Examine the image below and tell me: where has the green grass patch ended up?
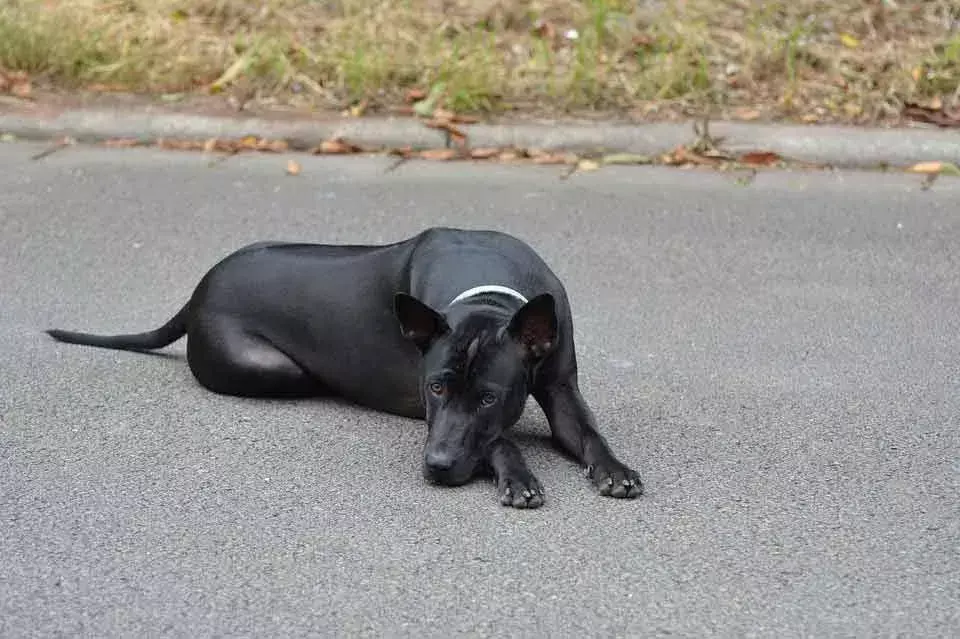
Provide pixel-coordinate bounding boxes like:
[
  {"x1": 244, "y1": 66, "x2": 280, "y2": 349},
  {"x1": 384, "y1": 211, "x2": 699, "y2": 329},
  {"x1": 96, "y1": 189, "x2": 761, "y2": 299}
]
[{"x1": 0, "y1": 0, "x2": 956, "y2": 122}]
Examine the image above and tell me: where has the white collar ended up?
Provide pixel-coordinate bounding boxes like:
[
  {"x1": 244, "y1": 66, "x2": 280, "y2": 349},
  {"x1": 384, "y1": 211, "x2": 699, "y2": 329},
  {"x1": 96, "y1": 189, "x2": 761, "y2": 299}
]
[{"x1": 449, "y1": 285, "x2": 528, "y2": 306}]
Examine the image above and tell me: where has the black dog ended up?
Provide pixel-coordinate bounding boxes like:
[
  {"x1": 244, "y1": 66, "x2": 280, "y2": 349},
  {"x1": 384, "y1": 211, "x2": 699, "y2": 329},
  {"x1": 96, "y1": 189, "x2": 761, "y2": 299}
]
[{"x1": 47, "y1": 227, "x2": 642, "y2": 508}]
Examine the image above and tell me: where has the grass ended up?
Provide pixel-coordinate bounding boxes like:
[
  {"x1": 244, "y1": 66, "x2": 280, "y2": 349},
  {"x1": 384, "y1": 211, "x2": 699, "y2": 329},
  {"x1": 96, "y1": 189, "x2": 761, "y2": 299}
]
[{"x1": 0, "y1": 0, "x2": 957, "y2": 123}]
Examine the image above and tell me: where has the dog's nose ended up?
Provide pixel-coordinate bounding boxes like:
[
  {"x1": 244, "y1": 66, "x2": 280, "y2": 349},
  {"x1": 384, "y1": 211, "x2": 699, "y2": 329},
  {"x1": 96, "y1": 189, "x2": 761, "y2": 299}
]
[{"x1": 424, "y1": 450, "x2": 455, "y2": 474}]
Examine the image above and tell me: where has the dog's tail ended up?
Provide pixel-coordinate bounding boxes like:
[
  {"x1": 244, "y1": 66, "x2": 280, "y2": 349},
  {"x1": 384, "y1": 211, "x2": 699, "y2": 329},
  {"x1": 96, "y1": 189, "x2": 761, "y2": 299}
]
[{"x1": 46, "y1": 302, "x2": 189, "y2": 352}]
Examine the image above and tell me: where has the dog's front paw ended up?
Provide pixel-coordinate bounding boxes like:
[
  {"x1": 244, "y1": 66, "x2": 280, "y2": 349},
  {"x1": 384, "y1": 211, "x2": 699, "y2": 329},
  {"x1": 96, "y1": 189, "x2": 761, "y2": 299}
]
[
  {"x1": 498, "y1": 471, "x2": 545, "y2": 509},
  {"x1": 586, "y1": 460, "x2": 643, "y2": 499}
]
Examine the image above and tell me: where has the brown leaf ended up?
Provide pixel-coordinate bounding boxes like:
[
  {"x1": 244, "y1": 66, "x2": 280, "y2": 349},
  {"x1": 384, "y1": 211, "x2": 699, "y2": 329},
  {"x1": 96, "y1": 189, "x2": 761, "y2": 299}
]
[
  {"x1": 313, "y1": 138, "x2": 362, "y2": 154},
  {"x1": 449, "y1": 113, "x2": 479, "y2": 124},
  {"x1": 418, "y1": 148, "x2": 459, "y2": 161},
  {"x1": 425, "y1": 118, "x2": 468, "y2": 147},
  {"x1": 157, "y1": 138, "x2": 204, "y2": 151},
  {"x1": 733, "y1": 108, "x2": 762, "y2": 121},
  {"x1": 632, "y1": 33, "x2": 655, "y2": 51},
  {"x1": 405, "y1": 88, "x2": 427, "y2": 103},
  {"x1": 203, "y1": 138, "x2": 219, "y2": 153},
  {"x1": 389, "y1": 146, "x2": 415, "y2": 158},
  {"x1": 256, "y1": 139, "x2": 289, "y2": 153},
  {"x1": 902, "y1": 102, "x2": 960, "y2": 128},
  {"x1": 528, "y1": 149, "x2": 575, "y2": 165},
  {"x1": 285, "y1": 159, "x2": 301, "y2": 176},
  {"x1": 532, "y1": 152, "x2": 573, "y2": 165},
  {"x1": 738, "y1": 151, "x2": 783, "y2": 166},
  {"x1": 0, "y1": 69, "x2": 31, "y2": 97},
  {"x1": 11, "y1": 80, "x2": 31, "y2": 99},
  {"x1": 469, "y1": 147, "x2": 501, "y2": 160},
  {"x1": 662, "y1": 145, "x2": 722, "y2": 167},
  {"x1": 103, "y1": 138, "x2": 142, "y2": 148},
  {"x1": 533, "y1": 19, "x2": 556, "y2": 40}
]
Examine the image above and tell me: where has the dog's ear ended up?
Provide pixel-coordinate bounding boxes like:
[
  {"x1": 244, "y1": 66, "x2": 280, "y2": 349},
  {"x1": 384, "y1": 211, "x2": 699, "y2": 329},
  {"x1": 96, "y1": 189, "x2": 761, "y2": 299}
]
[
  {"x1": 507, "y1": 293, "x2": 557, "y2": 359},
  {"x1": 394, "y1": 293, "x2": 450, "y2": 350}
]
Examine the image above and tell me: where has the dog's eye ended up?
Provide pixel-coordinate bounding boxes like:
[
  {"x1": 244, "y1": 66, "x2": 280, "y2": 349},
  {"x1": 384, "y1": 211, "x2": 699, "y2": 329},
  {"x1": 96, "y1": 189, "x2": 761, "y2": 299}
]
[
  {"x1": 480, "y1": 392, "x2": 498, "y2": 407},
  {"x1": 428, "y1": 381, "x2": 445, "y2": 396}
]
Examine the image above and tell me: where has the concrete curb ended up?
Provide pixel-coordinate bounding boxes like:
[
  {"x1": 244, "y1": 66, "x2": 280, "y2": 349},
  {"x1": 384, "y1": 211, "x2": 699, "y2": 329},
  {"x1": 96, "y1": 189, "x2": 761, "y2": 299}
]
[{"x1": 1, "y1": 107, "x2": 959, "y2": 168}]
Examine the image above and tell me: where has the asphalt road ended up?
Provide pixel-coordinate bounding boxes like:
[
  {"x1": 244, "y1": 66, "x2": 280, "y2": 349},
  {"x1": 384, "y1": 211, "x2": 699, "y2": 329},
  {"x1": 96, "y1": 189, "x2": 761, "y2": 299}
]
[{"x1": 1, "y1": 142, "x2": 958, "y2": 637}]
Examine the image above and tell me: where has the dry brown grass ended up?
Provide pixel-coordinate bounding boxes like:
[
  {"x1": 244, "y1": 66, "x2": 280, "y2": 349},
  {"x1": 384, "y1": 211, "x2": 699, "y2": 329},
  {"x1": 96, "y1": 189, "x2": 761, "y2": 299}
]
[{"x1": 0, "y1": 0, "x2": 957, "y2": 123}]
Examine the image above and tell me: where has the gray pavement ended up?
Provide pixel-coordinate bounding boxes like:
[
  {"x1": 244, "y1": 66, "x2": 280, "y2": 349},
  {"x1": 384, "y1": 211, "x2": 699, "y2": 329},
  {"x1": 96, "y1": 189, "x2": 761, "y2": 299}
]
[{"x1": 1, "y1": 143, "x2": 958, "y2": 637}]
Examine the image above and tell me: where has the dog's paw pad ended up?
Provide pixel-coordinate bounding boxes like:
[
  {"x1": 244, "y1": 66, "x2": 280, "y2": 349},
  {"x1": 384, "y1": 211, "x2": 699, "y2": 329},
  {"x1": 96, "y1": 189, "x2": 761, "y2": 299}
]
[
  {"x1": 499, "y1": 477, "x2": 545, "y2": 509},
  {"x1": 588, "y1": 462, "x2": 643, "y2": 499}
]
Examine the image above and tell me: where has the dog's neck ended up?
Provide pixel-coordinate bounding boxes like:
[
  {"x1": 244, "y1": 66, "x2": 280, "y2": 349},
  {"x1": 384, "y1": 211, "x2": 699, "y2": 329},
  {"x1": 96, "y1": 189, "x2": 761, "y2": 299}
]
[{"x1": 448, "y1": 285, "x2": 528, "y2": 308}]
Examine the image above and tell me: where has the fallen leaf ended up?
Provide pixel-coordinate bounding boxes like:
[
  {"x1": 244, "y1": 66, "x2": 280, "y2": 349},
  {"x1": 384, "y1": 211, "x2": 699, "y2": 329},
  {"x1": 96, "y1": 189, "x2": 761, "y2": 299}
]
[
  {"x1": 203, "y1": 138, "x2": 219, "y2": 153},
  {"x1": 840, "y1": 32, "x2": 860, "y2": 48},
  {"x1": 413, "y1": 82, "x2": 446, "y2": 118},
  {"x1": 0, "y1": 69, "x2": 25, "y2": 92},
  {"x1": 103, "y1": 138, "x2": 142, "y2": 148},
  {"x1": 256, "y1": 139, "x2": 289, "y2": 153},
  {"x1": 662, "y1": 145, "x2": 721, "y2": 166},
  {"x1": 432, "y1": 108, "x2": 455, "y2": 122},
  {"x1": 733, "y1": 108, "x2": 762, "y2": 121},
  {"x1": 469, "y1": 147, "x2": 501, "y2": 160},
  {"x1": 344, "y1": 100, "x2": 367, "y2": 117},
  {"x1": 908, "y1": 161, "x2": 960, "y2": 176},
  {"x1": 531, "y1": 152, "x2": 573, "y2": 165},
  {"x1": 85, "y1": 83, "x2": 126, "y2": 93},
  {"x1": 576, "y1": 158, "x2": 601, "y2": 172},
  {"x1": 902, "y1": 102, "x2": 960, "y2": 128},
  {"x1": 157, "y1": 138, "x2": 204, "y2": 151},
  {"x1": 738, "y1": 151, "x2": 783, "y2": 166},
  {"x1": 11, "y1": 80, "x2": 31, "y2": 99},
  {"x1": 450, "y1": 113, "x2": 479, "y2": 124},
  {"x1": 209, "y1": 55, "x2": 249, "y2": 93},
  {"x1": 632, "y1": 33, "x2": 655, "y2": 51},
  {"x1": 418, "y1": 148, "x2": 459, "y2": 161},
  {"x1": 389, "y1": 146, "x2": 415, "y2": 158},
  {"x1": 313, "y1": 138, "x2": 362, "y2": 154},
  {"x1": 602, "y1": 153, "x2": 653, "y2": 166},
  {"x1": 533, "y1": 19, "x2": 556, "y2": 40},
  {"x1": 286, "y1": 159, "x2": 301, "y2": 176},
  {"x1": 405, "y1": 88, "x2": 426, "y2": 103},
  {"x1": 238, "y1": 135, "x2": 260, "y2": 150},
  {"x1": 425, "y1": 118, "x2": 468, "y2": 147}
]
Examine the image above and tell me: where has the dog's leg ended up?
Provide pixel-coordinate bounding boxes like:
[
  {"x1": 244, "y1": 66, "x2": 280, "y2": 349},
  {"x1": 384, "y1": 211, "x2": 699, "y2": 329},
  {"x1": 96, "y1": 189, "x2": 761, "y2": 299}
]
[
  {"x1": 487, "y1": 437, "x2": 545, "y2": 509},
  {"x1": 187, "y1": 316, "x2": 322, "y2": 398},
  {"x1": 534, "y1": 376, "x2": 643, "y2": 498}
]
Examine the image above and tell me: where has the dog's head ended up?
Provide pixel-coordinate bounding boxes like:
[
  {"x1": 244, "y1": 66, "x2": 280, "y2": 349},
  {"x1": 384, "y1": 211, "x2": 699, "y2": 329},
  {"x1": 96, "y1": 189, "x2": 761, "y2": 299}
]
[{"x1": 394, "y1": 292, "x2": 557, "y2": 486}]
